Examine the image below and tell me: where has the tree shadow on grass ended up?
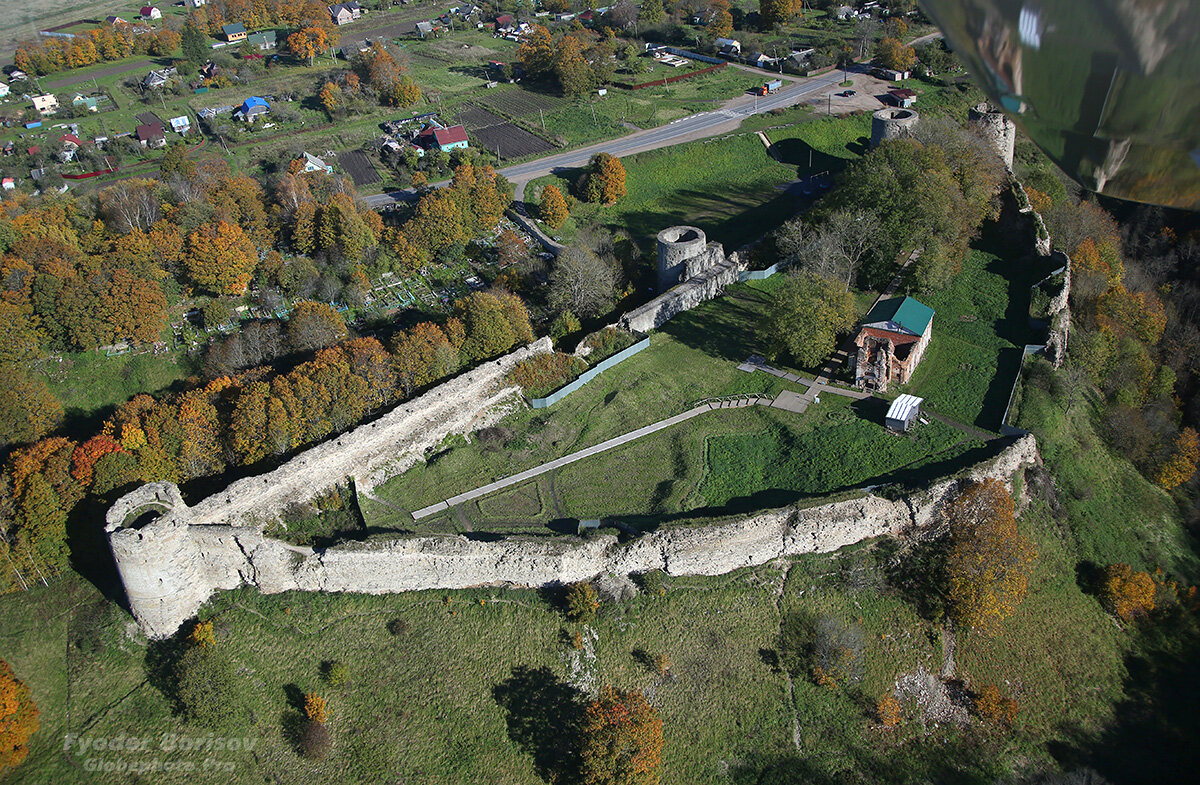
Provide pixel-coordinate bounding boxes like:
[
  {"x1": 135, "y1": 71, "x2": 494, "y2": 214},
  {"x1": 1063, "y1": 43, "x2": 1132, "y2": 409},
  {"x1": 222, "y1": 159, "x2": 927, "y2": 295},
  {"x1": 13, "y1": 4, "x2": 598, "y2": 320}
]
[{"x1": 493, "y1": 665, "x2": 584, "y2": 784}]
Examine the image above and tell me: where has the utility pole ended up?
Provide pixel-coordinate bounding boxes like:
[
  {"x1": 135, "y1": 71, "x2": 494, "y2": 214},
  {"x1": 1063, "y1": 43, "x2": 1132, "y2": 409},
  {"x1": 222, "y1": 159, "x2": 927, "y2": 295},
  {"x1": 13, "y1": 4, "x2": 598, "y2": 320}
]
[{"x1": 540, "y1": 107, "x2": 545, "y2": 129}]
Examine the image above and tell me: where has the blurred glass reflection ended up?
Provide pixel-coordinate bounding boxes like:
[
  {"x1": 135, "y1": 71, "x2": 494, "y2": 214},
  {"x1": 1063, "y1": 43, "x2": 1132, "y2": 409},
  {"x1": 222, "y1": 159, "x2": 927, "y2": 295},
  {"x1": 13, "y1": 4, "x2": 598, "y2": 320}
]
[{"x1": 918, "y1": 0, "x2": 1200, "y2": 209}]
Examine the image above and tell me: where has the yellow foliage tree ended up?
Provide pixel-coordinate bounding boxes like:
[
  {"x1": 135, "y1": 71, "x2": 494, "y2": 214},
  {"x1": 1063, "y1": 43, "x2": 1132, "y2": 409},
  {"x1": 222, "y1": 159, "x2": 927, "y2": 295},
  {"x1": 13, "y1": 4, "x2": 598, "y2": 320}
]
[
  {"x1": 580, "y1": 686, "x2": 663, "y2": 785},
  {"x1": 1101, "y1": 563, "x2": 1157, "y2": 620},
  {"x1": 185, "y1": 221, "x2": 257, "y2": 295},
  {"x1": 973, "y1": 683, "x2": 1018, "y2": 726},
  {"x1": 540, "y1": 184, "x2": 569, "y2": 229},
  {"x1": 875, "y1": 37, "x2": 917, "y2": 72},
  {"x1": 876, "y1": 694, "x2": 901, "y2": 727},
  {"x1": 0, "y1": 659, "x2": 39, "y2": 773},
  {"x1": 304, "y1": 693, "x2": 328, "y2": 724},
  {"x1": 1153, "y1": 428, "x2": 1200, "y2": 490},
  {"x1": 944, "y1": 479, "x2": 1037, "y2": 636}
]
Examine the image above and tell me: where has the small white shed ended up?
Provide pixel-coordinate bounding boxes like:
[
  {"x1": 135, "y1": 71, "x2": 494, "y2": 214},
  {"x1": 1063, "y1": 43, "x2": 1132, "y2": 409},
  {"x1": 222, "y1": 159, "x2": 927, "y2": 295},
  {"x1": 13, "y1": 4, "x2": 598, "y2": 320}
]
[{"x1": 886, "y1": 394, "x2": 924, "y2": 432}]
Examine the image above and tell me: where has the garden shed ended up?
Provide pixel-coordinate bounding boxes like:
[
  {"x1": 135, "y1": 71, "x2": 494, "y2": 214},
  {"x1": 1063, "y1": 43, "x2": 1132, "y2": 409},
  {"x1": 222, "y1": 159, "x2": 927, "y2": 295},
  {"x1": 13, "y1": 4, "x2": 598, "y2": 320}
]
[{"x1": 885, "y1": 394, "x2": 924, "y2": 432}]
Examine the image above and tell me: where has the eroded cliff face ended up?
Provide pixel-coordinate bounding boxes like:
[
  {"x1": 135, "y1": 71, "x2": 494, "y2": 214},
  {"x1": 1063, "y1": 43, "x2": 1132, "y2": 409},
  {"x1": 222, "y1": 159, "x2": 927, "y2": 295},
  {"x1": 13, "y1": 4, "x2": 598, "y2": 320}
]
[{"x1": 108, "y1": 430, "x2": 1040, "y2": 639}]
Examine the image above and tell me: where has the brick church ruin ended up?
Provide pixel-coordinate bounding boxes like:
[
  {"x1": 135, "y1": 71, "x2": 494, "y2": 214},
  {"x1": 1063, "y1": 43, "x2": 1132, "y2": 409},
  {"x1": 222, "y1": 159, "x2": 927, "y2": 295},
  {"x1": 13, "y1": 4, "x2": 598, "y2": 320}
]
[{"x1": 851, "y1": 296, "x2": 934, "y2": 392}]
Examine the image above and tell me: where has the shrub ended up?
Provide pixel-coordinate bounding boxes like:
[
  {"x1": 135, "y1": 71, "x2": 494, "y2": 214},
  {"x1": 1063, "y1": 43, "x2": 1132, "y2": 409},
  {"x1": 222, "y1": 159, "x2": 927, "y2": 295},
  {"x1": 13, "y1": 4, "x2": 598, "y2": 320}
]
[
  {"x1": 298, "y1": 721, "x2": 331, "y2": 759},
  {"x1": 322, "y1": 660, "x2": 348, "y2": 687},
  {"x1": 810, "y1": 615, "x2": 864, "y2": 689},
  {"x1": 304, "y1": 693, "x2": 328, "y2": 724},
  {"x1": 973, "y1": 683, "x2": 1018, "y2": 726},
  {"x1": 565, "y1": 581, "x2": 601, "y2": 623},
  {"x1": 1101, "y1": 563, "x2": 1156, "y2": 621},
  {"x1": 636, "y1": 569, "x2": 667, "y2": 597},
  {"x1": 509, "y1": 352, "x2": 587, "y2": 398},
  {"x1": 187, "y1": 619, "x2": 215, "y2": 648},
  {"x1": 580, "y1": 326, "x2": 636, "y2": 363},
  {"x1": 386, "y1": 618, "x2": 409, "y2": 636},
  {"x1": 876, "y1": 694, "x2": 902, "y2": 727},
  {"x1": 174, "y1": 646, "x2": 239, "y2": 726},
  {"x1": 652, "y1": 653, "x2": 672, "y2": 677},
  {"x1": 549, "y1": 310, "x2": 581, "y2": 340}
]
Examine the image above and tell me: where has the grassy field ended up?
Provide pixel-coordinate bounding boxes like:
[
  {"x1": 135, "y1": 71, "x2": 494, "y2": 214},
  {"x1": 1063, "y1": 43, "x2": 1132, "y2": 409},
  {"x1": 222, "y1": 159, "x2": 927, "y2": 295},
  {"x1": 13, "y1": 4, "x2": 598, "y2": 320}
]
[
  {"x1": 902, "y1": 233, "x2": 1052, "y2": 431},
  {"x1": 41, "y1": 344, "x2": 197, "y2": 425},
  {"x1": 369, "y1": 276, "x2": 1005, "y2": 534}
]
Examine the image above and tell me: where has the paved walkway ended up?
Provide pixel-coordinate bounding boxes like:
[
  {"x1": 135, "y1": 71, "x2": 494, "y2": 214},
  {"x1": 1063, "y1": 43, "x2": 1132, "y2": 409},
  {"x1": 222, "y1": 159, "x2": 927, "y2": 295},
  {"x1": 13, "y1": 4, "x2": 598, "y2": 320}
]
[{"x1": 411, "y1": 392, "x2": 797, "y2": 520}]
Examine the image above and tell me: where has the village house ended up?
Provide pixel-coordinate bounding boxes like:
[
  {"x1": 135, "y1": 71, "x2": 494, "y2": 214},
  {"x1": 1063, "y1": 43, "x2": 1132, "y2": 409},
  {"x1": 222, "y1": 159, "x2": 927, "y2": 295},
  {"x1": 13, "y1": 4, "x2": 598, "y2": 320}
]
[
  {"x1": 170, "y1": 115, "x2": 191, "y2": 134},
  {"x1": 852, "y1": 296, "x2": 935, "y2": 392},
  {"x1": 493, "y1": 13, "x2": 515, "y2": 32},
  {"x1": 188, "y1": 0, "x2": 207, "y2": 7},
  {"x1": 1, "y1": 177, "x2": 15, "y2": 190},
  {"x1": 329, "y1": 2, "x2": 363, "y2": 25},
  {"x1": 234, "y1": 96, "x2": 270, "y2": 122},
  {"x1": 888, "y1": 88, "x2": 917, "y2": 108},
  {"x1": 140, "y1": 6, "x2": 162, "y2": 21},
  {"x1": 31, "y1": 94, "x2": 58, "y2": 115},
  {"x1": 0, "y1": 83, "x2": 9, "y2": 98},
  {"x1": 135, "y1": 123, "x2": 167, "y2": 148},
  {"x1": 105, "y1": 16, "x2": 128, "y2": 26},
  {"x1": 246, "y1": 30, "x2": 277, "y2": 50},
  {"x1": 715, "y1": 37, "x2": 741, "y2": 56},
  {"x1": 143, "y1": 67, "x2": 175, "y2": 89},
  {"x1": 416, "y1": 123, "x2": 469, "y2": 152},
  {"x1": 222, "y1": 23, "x2": 248, "y2": 43},
  {"x1": 72, "y1": 93, "x2": 99, "y2": 111},
  {"x1": 302, "y1": 152, "x2": 333, "y2": 174}
]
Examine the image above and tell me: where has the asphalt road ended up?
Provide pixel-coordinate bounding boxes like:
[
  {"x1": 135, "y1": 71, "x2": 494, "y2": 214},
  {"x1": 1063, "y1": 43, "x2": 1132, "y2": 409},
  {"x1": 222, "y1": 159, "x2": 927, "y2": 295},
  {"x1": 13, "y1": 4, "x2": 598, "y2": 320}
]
[{"x1": 363, "y1": 63, "x2": 870, "y2": 208}]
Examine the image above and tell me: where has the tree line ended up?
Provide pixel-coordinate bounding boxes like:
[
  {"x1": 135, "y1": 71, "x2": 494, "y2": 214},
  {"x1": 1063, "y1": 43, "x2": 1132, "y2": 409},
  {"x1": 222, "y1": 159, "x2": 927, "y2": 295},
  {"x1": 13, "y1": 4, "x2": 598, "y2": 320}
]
[{"x1": 0, "y1": 289, "x2": 533, "y2": 593}]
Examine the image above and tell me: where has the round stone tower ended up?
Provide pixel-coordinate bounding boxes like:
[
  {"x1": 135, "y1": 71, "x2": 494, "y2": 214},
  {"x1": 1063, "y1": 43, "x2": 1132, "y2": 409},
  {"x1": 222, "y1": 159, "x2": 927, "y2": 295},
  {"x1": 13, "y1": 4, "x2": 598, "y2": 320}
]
[
  {"x1": 968, "y1": 102, "x2": 1015, "y2": 170},
  {"x1": 656, "y1": 226, "x2": 706, "y2": 292},
  {"x1": 870, "y1": 108, "x2": 920, "y2": 148}
]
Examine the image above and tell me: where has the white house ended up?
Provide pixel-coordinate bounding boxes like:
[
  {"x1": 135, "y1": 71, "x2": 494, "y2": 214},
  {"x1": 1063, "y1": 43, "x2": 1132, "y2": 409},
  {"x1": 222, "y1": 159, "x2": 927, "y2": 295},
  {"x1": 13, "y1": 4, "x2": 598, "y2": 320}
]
[
  {"x1": 31, "y1": 94, "x2": 58, "y2": 115},
  {"x1": 170, "y1": 115, "x2": 191, "y2": 134},
  {"x1": 0, "y1": 83, "x2": 9, "y2": 98},
  {"x1": 715, "y1": 37, "x2": 741, "y2": 55},
  {"x1": 302, "y1": 152, "x2": 333, "y2": 174},
  {"x1": 140, "y1": 6, "x2": 162, "y2": 21},
  {"x1": 188, "y1": 0, "x2": 207, "y2": 6}
]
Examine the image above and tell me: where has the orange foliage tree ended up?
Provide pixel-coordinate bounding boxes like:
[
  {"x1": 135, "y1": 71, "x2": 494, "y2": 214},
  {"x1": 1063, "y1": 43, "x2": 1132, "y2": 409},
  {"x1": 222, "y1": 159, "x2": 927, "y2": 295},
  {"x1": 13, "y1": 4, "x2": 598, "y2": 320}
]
[
  {"x1": 185, "y1": 221, "x2": 257, "y2": 295},
  {"x1": 581, "y1": 153, "x2": 627, "y2": 205},
  {"x1": 972, "y1": 683, "x2": 1018, "y2": 726},
  {"x1": 580, "y1": 686, "x2": 663, "y2": 785},
  {"x1": 1101, "y1": 563, "x2": 1157, "y2": 621},
  {"x1": 0, "y1": 659, "x2": 39, "y2": 773},
  {"x1": 944, "y1": 479, "x2": 1037, "y2": 635},
  {"x1": 1152, "y1": 427, "x2": 1200, "y2": 490},
  {"x1": 540, "y1": 184, "x2": 569, "y2": 229}
]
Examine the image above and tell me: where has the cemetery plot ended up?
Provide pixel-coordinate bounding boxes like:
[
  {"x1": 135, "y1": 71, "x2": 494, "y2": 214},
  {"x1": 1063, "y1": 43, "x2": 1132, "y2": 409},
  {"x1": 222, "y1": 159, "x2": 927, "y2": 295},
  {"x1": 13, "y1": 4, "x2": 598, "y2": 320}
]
[{"x1": 337, "y1": 149, "x2": 381, "y2": 186}]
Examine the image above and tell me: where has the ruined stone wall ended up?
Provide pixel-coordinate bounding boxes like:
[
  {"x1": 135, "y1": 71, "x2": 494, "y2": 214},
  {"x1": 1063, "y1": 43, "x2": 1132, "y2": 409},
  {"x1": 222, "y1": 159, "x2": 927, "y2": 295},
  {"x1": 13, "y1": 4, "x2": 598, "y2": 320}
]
[
  {"x1": 108, "y1": 434, "x2": 1040, "y2": 639},
  {"x1": 622, "y1": 248, "x2": 742, "y2": 334},
  {"x1": 969, "y1": 102, "x2": 1016, "y2": 170},
  {"x1": 1012, "y1": 180, "x2": 1071, "y2": 366}
]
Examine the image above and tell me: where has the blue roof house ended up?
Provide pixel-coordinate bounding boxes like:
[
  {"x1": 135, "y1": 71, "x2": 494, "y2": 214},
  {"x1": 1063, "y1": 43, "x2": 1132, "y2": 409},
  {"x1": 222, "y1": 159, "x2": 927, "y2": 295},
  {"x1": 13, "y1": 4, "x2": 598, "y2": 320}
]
[
  {"x1": 852, "y1": 296, "x2": 935, "y2": 392},
  {"x1": 234, "y1": 96, "x2": 270, "y2": 122}
]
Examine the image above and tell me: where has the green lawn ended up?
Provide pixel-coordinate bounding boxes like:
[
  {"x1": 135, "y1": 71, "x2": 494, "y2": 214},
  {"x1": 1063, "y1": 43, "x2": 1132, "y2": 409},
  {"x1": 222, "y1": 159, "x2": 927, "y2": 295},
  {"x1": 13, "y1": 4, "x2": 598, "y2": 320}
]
[
  {"x1": 42, "y1": 344, "x2": 197, "y2": 425},
  {"x1": 902, "y1": 234, "x2": 1050, "y2": 431}
]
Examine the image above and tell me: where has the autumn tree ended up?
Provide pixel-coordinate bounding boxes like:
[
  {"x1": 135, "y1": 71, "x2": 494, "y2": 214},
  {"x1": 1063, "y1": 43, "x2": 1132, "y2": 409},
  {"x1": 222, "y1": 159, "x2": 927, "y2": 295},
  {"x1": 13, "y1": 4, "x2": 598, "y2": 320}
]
[
  {"x1": 876, "y1": 694, "x2": 902, "y2": 727},
  {"x1": 391, "y1": 322, "x2": 457, "y2": 395},
  {"x1": 566, "y1": 580, "x2": 601, "y2": 623},
  {"x1": 759, "y1": 0, "x2": 799, "y2": 29},
  {"x1": 1101, "y1": 563, "x2": 1156, "y2": 621},
  {"x1": 185, "y1": 220, "x2": 257, "y2": 295},
  {"x1": 0, "y1": 370, "x2": 62, "y2": 449},
  {"x1": 518, "y1": 24, "x2": 555, "y2": 77},
  {"x1": 160, "y1": 142, "x2": 197, "y2": 180},
  {"x1": 539, "y1": 184, "x2": 570, "y2": 229},
  {"x1": 454, "y1": 291, "x2": 532, "y2": 363},
  {"x1": 304, "y1": 693, "x2": 328, "y2": 724},
  {"x1": 759, "y1": 271, "x2": 856, "y2": 367},
  {"x1": 1152, "y1": 428, "x2": 1200, "y2": 489},
  {"x1": 709, "y1": 9, "x2": 734, "y2": 38},
  {"x1": 0, "y1": 659, "x2": 39, "y2": 773},
  {"x1": 287, "y1": 27, "x2": 330, "y2": 66},
  {"x1": 802, "y1": 208, "x2": 883, "y2": 289},
  {"x1": 972, "y1": 683, "x2": 1018, "y2": 726},
  {"x1": 554, "y1": 34, "x2": 593, "y2": 96},
  {"x1": 944, "y1": 479, "x2": 1036, "y2": 635},
  {"x1": 318, "y1": 81, "x2": 344, "y2": 115},
  {"x1": 876, "y1": 37, "x2": 917, "y2": 72},
  {"x1": 287, "y1": 301, "x2": 348, "y2": 353},
  {"x1": 580, "y1": 686, "x2": 664, "y2": 785},
  {"x1": 581, "y1": 153, "x2": 627, "y2": 205}
]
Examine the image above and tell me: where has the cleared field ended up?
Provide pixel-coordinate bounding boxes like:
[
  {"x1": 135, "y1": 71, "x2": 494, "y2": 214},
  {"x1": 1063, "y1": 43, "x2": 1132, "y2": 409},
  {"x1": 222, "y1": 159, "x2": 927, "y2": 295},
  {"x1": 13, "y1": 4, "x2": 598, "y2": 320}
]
[
  {"x1": 466, "y1": 113, "x2": 556, "y2": 159},
  {"x1": 476, "y1": 86, "x2": 572, "y2": 119},
  {"x1": 337, "y1": 149, "x2": 381, "y2": 186}
]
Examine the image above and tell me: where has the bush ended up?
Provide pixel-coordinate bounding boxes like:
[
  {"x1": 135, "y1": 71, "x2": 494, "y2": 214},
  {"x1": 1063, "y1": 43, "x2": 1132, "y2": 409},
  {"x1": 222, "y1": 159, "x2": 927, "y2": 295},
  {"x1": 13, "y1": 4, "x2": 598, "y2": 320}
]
[
  {"x1": 549, "y1": 310, "x2": 581, "y2": 340},
  {"x1": 174, "y1": 646, "x2": 239, "y2": 726},
  {"x1": 304, "y1": 693, "x2": 328, "y2": 724},
  {"x1": 973, "y1": 683, "x2": 1018, "y2": 726},
  {"x1": 298, "y1": 720, "x2": 331, "y2": 759},
  {"x1": 635, "y1": 569, "x2": 667, "y2": 597},
  {"x1": 652, "y1": 653, "x2": 672, "y2": 677},
  {"x1": 1101, "y1": 563, "x2": 1156, "y2": 621},
  {"x1": 509, "y1": 352, "x2": 587, "y2": 398},
  {"x1": 876, "y1": 694, "x2": 902, "y2": 727},
  {"x1": 565, "y1": 581, "x2": 601, "y2": 623},
  {"x1": 580, "y1": 326, "x2": 636, "y2": 363},
  {"x1": 386, "y1": 618, "x2": 408, "y2": 636},
  {"x1": 321, "y1": 660, "x2": 348, "y2": 687}
]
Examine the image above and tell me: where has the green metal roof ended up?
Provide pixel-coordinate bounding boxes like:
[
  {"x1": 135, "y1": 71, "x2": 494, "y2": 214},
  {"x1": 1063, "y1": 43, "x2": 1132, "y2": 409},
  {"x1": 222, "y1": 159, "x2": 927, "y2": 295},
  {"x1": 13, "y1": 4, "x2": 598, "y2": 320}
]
[{"x1": 863, "y1": 296, "x2": 934, "y2": 336}]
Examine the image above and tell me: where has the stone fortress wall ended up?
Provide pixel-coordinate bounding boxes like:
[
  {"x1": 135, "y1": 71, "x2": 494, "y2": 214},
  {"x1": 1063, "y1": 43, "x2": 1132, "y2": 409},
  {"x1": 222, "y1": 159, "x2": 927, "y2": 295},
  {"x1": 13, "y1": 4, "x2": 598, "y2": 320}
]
[
  {"x1": 968, "y1": 102, "x2": 1017, "y2": 170},
  {"x1": 870, "y1": 108, "x2": 920, "y2": 147},
  {"x1": 109, "y1": 410, "x2": 1039, "y2": 640}
]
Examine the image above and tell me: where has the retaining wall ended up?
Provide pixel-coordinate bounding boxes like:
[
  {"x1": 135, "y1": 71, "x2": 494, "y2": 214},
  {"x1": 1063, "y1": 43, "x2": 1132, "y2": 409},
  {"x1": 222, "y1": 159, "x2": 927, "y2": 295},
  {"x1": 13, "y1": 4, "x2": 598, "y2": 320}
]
[{"x1": 108, "y1": 431, "x2": 1040, "y2": 639}]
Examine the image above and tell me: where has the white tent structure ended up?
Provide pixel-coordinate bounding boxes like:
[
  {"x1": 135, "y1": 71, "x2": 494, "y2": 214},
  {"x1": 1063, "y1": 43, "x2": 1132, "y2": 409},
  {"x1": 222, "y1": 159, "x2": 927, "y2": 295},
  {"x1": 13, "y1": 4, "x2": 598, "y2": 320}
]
[{"x1": 886, "y1": 394, "x2": 924, "y2": 432}]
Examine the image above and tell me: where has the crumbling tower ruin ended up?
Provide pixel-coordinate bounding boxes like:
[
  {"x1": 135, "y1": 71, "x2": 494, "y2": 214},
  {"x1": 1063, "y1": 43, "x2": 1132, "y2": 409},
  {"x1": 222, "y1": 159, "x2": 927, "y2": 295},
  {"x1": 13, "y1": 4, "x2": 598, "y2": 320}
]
[
  {"x1": 870, "y1": 108, "x2": 919, "y2": 148},
  {"x1": 657, "y1": 226, "x2": 709, "y2": 292},
  {"x1": 968, "y1": 102, "x2": 1016, "y2": 170}
]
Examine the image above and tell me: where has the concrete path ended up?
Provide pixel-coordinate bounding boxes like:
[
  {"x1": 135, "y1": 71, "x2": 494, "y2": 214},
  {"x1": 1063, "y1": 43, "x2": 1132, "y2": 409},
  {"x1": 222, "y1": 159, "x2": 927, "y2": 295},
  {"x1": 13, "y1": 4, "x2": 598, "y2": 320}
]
[{"x1": 411, "y1": 392, "x2": 794, "y2": 520}]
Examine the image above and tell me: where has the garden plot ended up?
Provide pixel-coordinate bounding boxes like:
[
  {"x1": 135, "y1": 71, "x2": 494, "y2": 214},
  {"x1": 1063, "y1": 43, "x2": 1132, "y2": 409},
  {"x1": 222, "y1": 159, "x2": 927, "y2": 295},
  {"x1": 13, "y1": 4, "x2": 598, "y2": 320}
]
[
  {"x1": 337, "y1": 149, "x2": 381, "y2": 186},
  {"x1": 453, "y1": 104, "x2": 555, "y2": 159}
]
